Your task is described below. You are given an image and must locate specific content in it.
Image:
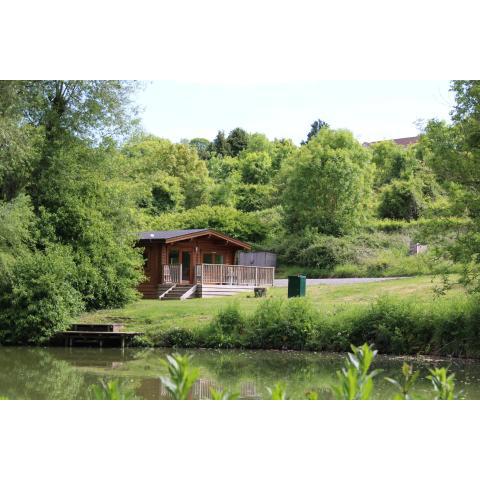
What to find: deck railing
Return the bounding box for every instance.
[162,264,182,284]
[195,264,274,286]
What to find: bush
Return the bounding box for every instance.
[245,297,317,350]
[297,236,357,269]
[213,302,245,335]
[378,178,425,220]
[0,246,84,344]
[150,327,200,348]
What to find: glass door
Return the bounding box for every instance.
[181,251,191,283]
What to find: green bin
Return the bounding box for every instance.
[288,275,306,298]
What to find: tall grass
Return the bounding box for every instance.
[150,294,480,358]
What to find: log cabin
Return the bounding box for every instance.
[137,229,275,299]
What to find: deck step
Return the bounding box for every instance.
[160,285,195,301]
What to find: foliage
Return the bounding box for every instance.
[153,345,463,400]
[267,383,288,400]
[333,344,381,400]
[122,134,211,209]
[155,328,200,348]
[213,302,245,335]
[0,194,35,275]
[301,118,329,145]
[236,183,275,212]
[427,367,461,400]
[378,178,425,220]
[0,246,84,344]
[246,297,317,350]
[189,137,211,160]
[282,129,373,236]
[385,363,420,400]
[0,118,43,201]
[160,354,200,400]
[212,130,230,156]
[370,140,416,186]
[88,379,137,400]
[418,82,480,293]
[239,151,272,184]
[151,204,268,243]
[226,128,249,156]
[210,388,240,400]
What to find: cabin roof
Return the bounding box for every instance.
[139,229,208,240]
[137,229,251,249]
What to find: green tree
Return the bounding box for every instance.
[378,178,425,220]
[122,135,211,209]
[212,130,230,156]
[226,127,249,156]
[420,82,480,293]
[271,138,296,171]
[189,137,211,160]
[282,129,373,236]
[239,151,272,184]
[151,204,268,243]
[0,194,35,275]
[370,140,417,187]
[301,118,329,145]
[0,245,84,344]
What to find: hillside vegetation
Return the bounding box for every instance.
[1,80,480,344]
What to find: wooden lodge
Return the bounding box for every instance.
[137,229,275,299]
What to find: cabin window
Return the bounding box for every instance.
[169,249,179,264]
[202,253,224,264]
[143,248,150,271]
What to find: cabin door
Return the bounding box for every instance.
[180,250,192,284]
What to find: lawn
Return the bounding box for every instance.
[79,275,465,333]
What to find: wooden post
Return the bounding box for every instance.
[121,336,125,350]
[255,267,258,286]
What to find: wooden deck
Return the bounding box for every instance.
[195,263,275,286]
[55,323,140,348]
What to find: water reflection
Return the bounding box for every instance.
[1,347,480,399]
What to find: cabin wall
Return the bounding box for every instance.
[165,237,239,267]
[137,235,248,297]
[137,241,163,299]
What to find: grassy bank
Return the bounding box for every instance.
[76,276,480,358]
[80,276,461,332]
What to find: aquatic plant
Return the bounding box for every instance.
[427,367,462,400]
[88,379,137,400]
[160,353,199,400]
[267,383,288,400]
[333,343,382,400]
[210,388,239,400]
[385,363,420,400]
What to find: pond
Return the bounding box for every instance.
[1,347,480,399]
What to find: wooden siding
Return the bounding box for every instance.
[138,235,245,296]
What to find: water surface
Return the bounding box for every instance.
[1,347,479,399]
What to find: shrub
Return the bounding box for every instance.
[245,297,317,350]
[153,328,200,348]
[297,236,356,270]
[378,178,425,220]
[213,302,245,335]
[0,246,84,344]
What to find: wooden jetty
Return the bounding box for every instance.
[56,323,140,348]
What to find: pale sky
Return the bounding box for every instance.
[136,80,454,145]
